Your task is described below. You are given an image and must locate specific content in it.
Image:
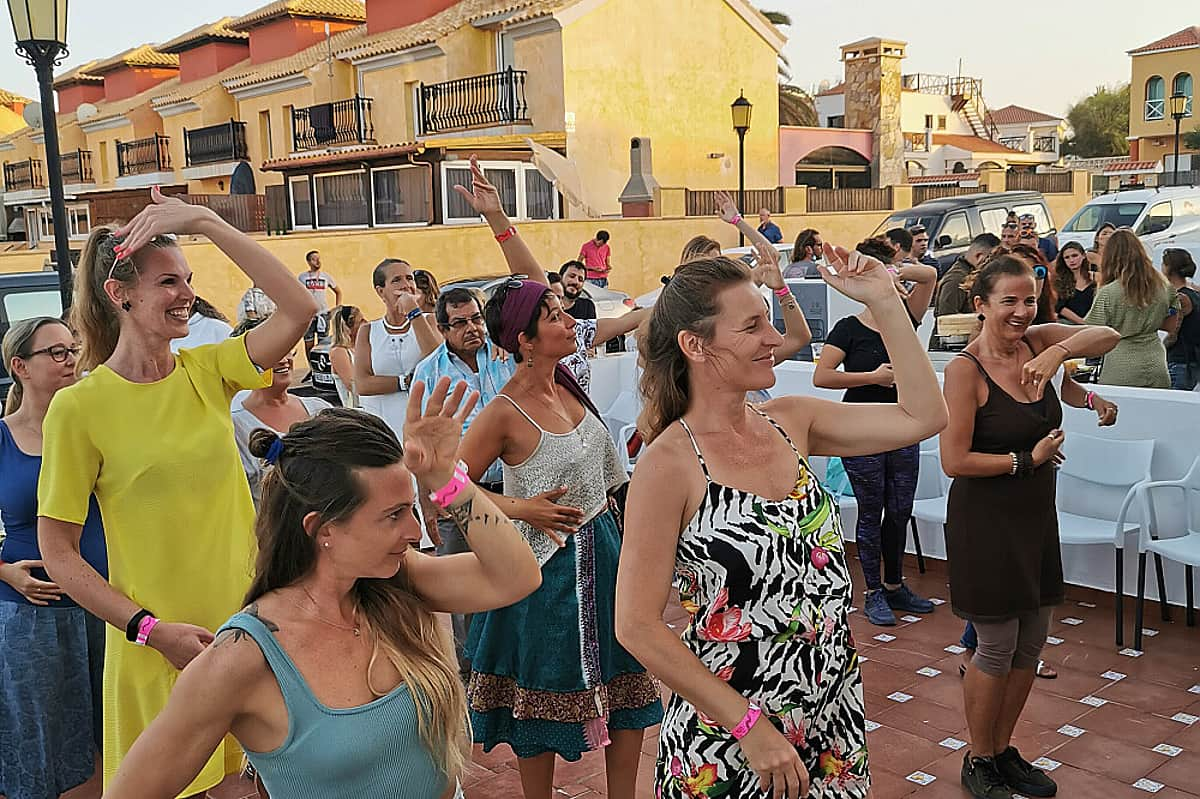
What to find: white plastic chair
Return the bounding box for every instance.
[1055,433,1155,647]
[1133,456,1200,651]
[910,438,950,570]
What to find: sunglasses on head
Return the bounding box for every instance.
[909,225,926,235]
[1003,223,1018,230]
[1034,265,1047,279]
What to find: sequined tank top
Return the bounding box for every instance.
[496,393,626,564]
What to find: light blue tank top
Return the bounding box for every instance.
[217,611,449,798]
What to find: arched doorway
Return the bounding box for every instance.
[795,146,871,189]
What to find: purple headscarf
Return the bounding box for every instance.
[498,279,601,419]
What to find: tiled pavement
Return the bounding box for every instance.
[199,546,1200,799]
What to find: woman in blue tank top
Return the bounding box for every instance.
[103,379,543,798]
[1,317,108,799]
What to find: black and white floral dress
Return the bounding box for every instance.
[657,407,869,798]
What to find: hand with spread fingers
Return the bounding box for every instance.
[715,191,742,225]
[0,560,64,606]
[519,487,582,547]
[753,241,786,291]
[450,155,504,217]
[404,377,480,491]
[817,242,899,307]
[112,186,220,259]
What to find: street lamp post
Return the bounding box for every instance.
[1169,92,1187,188]
[730,91,752,246]
[8,0,73,309]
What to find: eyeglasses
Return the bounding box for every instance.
[443,313,484,330]
[24,345,80,363]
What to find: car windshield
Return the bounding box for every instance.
[1063,203,1145,233]
[873,213,942,236]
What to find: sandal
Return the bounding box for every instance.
[1036,659,1058,679]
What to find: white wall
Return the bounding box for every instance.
[900,91,973,135]
[814,93,844,127]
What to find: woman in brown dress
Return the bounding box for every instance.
[941,255,1118,799]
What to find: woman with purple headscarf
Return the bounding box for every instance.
[454,159,661,798]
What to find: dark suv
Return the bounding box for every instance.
[0,271,64,404]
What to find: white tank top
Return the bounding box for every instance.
[360,318,424,439]
[331,346,357,408]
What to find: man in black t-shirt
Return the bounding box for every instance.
[559,260,597,319]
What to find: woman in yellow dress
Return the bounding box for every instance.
[37,187,318,797]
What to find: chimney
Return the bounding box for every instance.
[841,37,907,187]
[619,137,660,217]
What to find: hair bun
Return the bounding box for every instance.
[248,428,280,459]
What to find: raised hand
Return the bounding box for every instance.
[752,241,785,291]
[113,185,219,258]
[404,377,480,489]
[0,560,63,605]
[450,155,504,217]
[715,191,741,225]
[817,242,899,307]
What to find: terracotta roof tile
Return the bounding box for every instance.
[262,141,420,171]
[0,88,33,107]
[89,45,179,76]
[986,104,1061,126]
[1128,26,1200,55]
[52,61,104,88]
[228,0,365,32]
[815,82,844,97]
[151,59,253,108]
[335,0,579,61]
[222,25,367,90]
[1103,160,1158,173]
[932,133,1023,155]
[907,172,980,184]
[157,17,250,54]
[84,77,183,126]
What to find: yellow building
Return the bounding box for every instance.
[1127,26,1198,171]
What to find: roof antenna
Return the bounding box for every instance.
[325,22,334,100]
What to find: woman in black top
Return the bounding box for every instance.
[1163,248,1200,390]
[1053,242,1096,324]
[813,237,939,626]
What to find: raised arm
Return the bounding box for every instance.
[453,155,548,285]
[793,245,947,457]
[595,306,652,346]
[616,438,809,797]
[716,191,773,254]
[896,263,937,318]
[114,187,318,370]
[752,239,812,362]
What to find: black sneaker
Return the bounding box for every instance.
[961,753,1015,799]
[995,745,1057,797]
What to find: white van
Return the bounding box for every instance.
[1058,186,1200,266]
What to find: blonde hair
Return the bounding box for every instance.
[71,226,179,373]
[331,305,360,349]
[3,316,69,415]
[1101,228,1169,308]
[679,235,721,264]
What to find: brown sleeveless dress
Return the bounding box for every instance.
[945,349,1065,623]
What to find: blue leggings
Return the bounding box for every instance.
[842,443,919,591]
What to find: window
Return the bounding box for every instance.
[259,110,273,160]
[936,212,971,249]
[1013,203,1052,235]
[1173,73,1193,116]
[442,161,558,223]
[496,31,515,71]
[98,140,110,183]
[937,115,947,130]
[289,176,313,228]
[4,290,61,323]
[980,208,1010,236]
[924,114,934,129]
[372,166,430,226]
[1063,202,1145,233]
[67,204,90,238]
[1145,76,1165,120]
[1137,201,1172,235]
[826,115,845,128]
[314,170,370,228]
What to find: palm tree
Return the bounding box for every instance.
[758,8,818,126]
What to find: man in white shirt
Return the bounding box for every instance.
[298,250,342,353]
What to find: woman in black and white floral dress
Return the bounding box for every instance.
[616,247,947,798]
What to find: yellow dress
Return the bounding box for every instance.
[39,336,270,796]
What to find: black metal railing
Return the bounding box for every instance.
[61,149,93,184]
[3,158,45,191]
[1033,135,1058,153]
[1161,169,1200,187]
[292,96,374,151]
[117,134,171,177]
[419,68,530,135]
[184,120,248,167]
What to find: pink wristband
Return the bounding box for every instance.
[1085,391,1096,410]
[729,213,742,226]
[730,701,761,740]
[773,286,792,298]
[135,615,159,646]
[429,460,470,509]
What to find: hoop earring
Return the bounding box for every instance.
[122,301,132,312]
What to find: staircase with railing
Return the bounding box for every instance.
[902,73,999,141]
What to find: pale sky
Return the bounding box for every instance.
[2,0,1195,118]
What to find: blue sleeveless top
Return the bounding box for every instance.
[216,611,449,799]
[0,419,107,606]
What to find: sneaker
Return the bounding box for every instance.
[864,589,897,626]
[884,582,935,614]
[995,745,1057,797]
[961,754,1015,799]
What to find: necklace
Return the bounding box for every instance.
[381,316,411,334]
[293,586,360,637]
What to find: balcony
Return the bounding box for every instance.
[292,96,375,152]
[418,68,530,135]
[3,158,45,192]
[117,134,171,177]
[904,132,930,152]
[1034,135,1058,153]
[184,120,248,167]
[61,150,94,184]
[999,136,1026,151]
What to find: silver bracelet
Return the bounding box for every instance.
[1010,452,1019,476]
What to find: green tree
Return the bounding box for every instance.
[1062,84,1130,158]
[757,9,817,126]
[1184,127,1200,152]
